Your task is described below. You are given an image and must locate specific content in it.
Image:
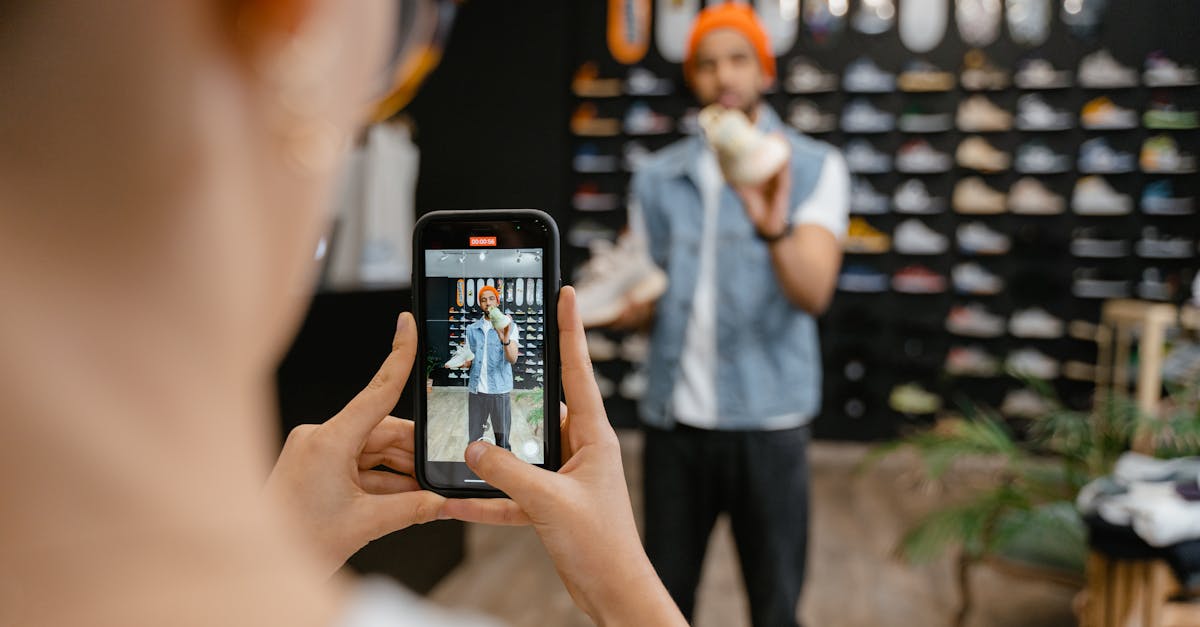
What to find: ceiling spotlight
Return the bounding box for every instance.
[479,251,487,261]
[458,252,466,263]
[439,252,448,261]
[516,251,523,263]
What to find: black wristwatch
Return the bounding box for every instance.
[501,339,511,346]
[757,221,793,244]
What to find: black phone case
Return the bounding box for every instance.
[412,209,561,498]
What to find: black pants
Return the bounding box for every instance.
[643,423,810,627]
[468,391,511,450]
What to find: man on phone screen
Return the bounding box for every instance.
[459,285,519,450]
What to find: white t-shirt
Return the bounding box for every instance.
[472,315,520,395]
[629,145,850,429]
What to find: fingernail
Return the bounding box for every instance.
[397,313,410,332]
[465,441,485,466]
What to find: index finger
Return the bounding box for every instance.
[328,312,417,442]
[558,286,614,447]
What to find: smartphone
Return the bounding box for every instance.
[412,209,561,497]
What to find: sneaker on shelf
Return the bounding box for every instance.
[1078,49,1139,88]
[894,218,949,255]
[623,141,652,172]
[1143,50,1200,87]
[896,139,953,174]
[846,217,891,254]
[444,343,475,369]
[1016,93,1075,131]
[953,176,1007,215]
[698,105,790,186]
[1015,140,1072,174]
[843,57,896,93]
[957,222,1010,255]
[945,345,1001,377]
[570,103,620,136]
[1071,227,1128,258]
[1009,307,1064,339]
[620,333,649,363]
[838,265,890,293]
[573,143,619,173]
[786,57,839,94]
[1140,134,1198,174]
[788,99,838,134]
[956,94,1013,132]
[624,101,674,136]
[956,136,1011,173]
[892,264,947,294]
[1141,180,1195,215]
[1072,268,1130,299]
[898,104,954,133]
[1080,96,1138,130]
[1144,96,1200,130]
[1079,137,1136,174]
[619,370,648,400]
[841,97,895,133]
[960,49,1010,91]
[1001,388,1052,419]
[1135,227,1195,259]
[1137,268,1175,302]
[1015,57,1073,90]
[624,67,674,96]
[677,107,702,135]
[1009,177,1065,215]
[567,220,617,248]
[851,176,890,215]
[953,262,1005,295]
[585,332,620,361]
[946,303,1006,338]
[1062,360,1096,382]
[1005,348,1060,380]
[594,372,616,399]
[571,62,622,98]
[573,234,668,328]
[1072,176,1133,215]
[893,179,945,214]
[844,139,892,174]
[898,60,956,92]
[889,383,942,414]
[572,183,621,212]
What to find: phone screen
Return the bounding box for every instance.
[414,211,559,495]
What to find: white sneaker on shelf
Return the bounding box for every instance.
[1072,176,1133,215]
[1009,308,1064,339]
[957,222,1010,255]
[1008,177,1065,215]
[952,262,1004,295]
[1006,348,1061,380]
[894,219,949,255]
[445,343,474,369]
[699,105,790,186]
[574,234,668,329]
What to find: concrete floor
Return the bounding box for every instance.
[426,386,545,464]
[428,431,1080,627]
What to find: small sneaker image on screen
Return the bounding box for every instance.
[424,248,547,465]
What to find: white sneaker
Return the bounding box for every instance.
[955,136,1011,173]
[574,234,668,328]
[851,177,890,214]
[1008,177,1065,215]
[945,345,1000,377]
[1072,176,1132,215]
[1078,49,1139,88]
[788,99,837,134]
[957,222,1010,255]
[896,139,953,173]
[786,57,839,94]
[1001,388,1052,418]
[1015,58,1073,90]
[1071,228,1128,258]
[894,219,948,255]
[946,303,1006,338]
[1015,93,1075,131]
[1143,51,1199,87]
[952,262,1004,295]
[1009,308,1064,339]
[956,94,1013,132]
[844,139,893,174]
[1006,348,1061,380]
[585,332,619,361]
[1135,227,1195,259]
[445,343,474,369]
[699,105,790,186]
[620,333,650,363]
[893,179,944,214]
[841,98,895,133]
[843,57,896,93]
[619,370,648,400]
[1015,141,1071,174]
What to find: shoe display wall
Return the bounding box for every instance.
[565,0,1200,439]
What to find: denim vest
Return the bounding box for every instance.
[466,317,514,394]
[631,106,836,430]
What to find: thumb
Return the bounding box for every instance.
[465,441,552,504]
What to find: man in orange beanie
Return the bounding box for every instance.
[452,284,520,451]
[608,3,849,625]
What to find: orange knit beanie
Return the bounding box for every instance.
[683,2,776,82]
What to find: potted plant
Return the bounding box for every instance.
[867,376,1200,627]
[425,352,440,393]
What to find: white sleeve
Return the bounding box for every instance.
[625,196,656,260]
[510,320,521,348]
[792,151,850,241]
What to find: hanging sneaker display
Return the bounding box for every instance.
[851,177,891,215]
[1140,135,1198,174]
[895,139,953,173]
[956,136,1011,173]
[946,303,1006,338]
[841,98,895,133]
[1015,140,1072,174]
[785,57,840,93]
[1078,49,1139,88]
[953,177,1007,214]
[899,0,948,53]
[1006,0,1052,47]
[945,345,1001,377]
[804,0,849,46]
[953,262,1005,295]
[894,219,949,254]
[1008,177,1065,215]
[960,49,1010,91]
[845,139,893,174]
[624,101,673,135]
[624,67,674,96]
[1014,57,1073,89]
[1006,348,1061,380]
[957,94,1013,132]
[1143,51,1199,87]
[843,57,896,93]
[1080,96,1138,130]
[1079,137,1137,174]
[957,0,1003,47]
[892,265,948,293]
[846,217,892,254]
[1140,180,1195,216]
[789,99,838,134]
[897,60,956,92]
[1016,93,1075,131]
[1072,176,1133,215]
[893,179,945,214]
[1143,97,1200,130]
[853,0,896,34]
[957,222,1011,255]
